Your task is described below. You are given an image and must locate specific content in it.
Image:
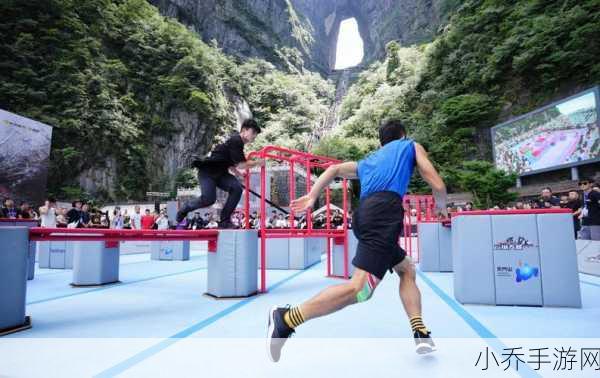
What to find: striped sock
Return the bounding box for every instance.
[409,316,429,334]
[284,306,305,329]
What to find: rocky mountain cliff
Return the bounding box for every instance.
[149,0,451,74]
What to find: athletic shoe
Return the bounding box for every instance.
[414,330,436,354]
[267,306,295,362]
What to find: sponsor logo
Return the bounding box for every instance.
[515,261,539,283]
[496,265,513,278]
[494,236,536,251]
[586,254,600,264]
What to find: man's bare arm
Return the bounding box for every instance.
[290,162,357,212]
[414,143,448,215]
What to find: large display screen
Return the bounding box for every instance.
[492,88,600,175]
[0,109,53,206]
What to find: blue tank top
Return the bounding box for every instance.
[357,139,416,199]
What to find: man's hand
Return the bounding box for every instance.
[290,195,317,212]
[254,158,266,167]
[436,207,449,219]
[230,167,247,179]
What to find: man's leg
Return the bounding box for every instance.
[267,268,379,362]
[393,256,435,353]
[578,225,591,240]
[176,174,217,222]
[590,225,600,241]
[216,173,242,226]
[297,268,377,321]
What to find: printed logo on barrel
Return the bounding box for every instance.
[493,236,536,251]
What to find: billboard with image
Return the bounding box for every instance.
[492,87,600,175]
[0,109,53,205]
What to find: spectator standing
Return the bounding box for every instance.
[155,210,170,230]
[579,180,600,240]
[1,199,20,218]
[111,208,124,229]
[66,200,83,228]
[537,187,560,208]
[566,191,582,239]
[130,205,142,230]
[80,203,92,228]
[39,198,58,228]
[141,209,155,229]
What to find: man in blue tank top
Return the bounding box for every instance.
[266,119,448,361]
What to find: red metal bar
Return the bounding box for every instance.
[261,145,341,164]
[342,178,349,279]
[325,186,331,277]
[260,152,267,293]
[29,227,219,242]
[306,160,312,235]
[289,162,296,229]
[244,167,251,229]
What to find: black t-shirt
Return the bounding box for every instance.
[80,211,91,225]
[1,207,20,218]
[565,199,581,220]
[67,208,82,225]
[582,190,600,226]
[194,134,246,176]
[537,196,560,208]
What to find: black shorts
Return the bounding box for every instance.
[352,191,406,280]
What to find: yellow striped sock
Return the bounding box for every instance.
[284,306,305,329]
[409,316,429,334]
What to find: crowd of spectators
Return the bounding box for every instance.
[3,180,598,240]
[179,208,352,230]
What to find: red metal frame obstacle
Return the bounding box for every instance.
[401,194,436,263]
[243,145,350,293]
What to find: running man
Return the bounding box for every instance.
[176,119,265,229]
[266,119,448,361]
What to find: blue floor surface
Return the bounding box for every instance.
[2,249,599,377]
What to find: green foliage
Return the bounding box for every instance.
[455,161,517,209]
[232,59,334,151]
[174,168,198,190]
[0,0,235,200]
[334,0,599,198]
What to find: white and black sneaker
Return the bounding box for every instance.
[267,306,295,362]
[414,330,436,354]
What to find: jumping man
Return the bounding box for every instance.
[177,119,265,229]
[266,119,448,361]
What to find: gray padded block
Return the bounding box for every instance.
[27,242,36,280]
[418,223,440,272]
[258,238,289,270]
[452,215,496,305]
[492,215,542,306]
[38,241,74,269]
[289,237,325,269]
[0,227,28,330]
[72,242,120,285]
[151,241,190,261]
[537,213,581,307]
[332,232,358,277]
[207,230,258,297]
[438,225,453,272]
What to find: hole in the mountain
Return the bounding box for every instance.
[334,18,364,70]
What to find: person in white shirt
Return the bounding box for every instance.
[38,197,58,228]
[130,205,142,229]
[155,211,170,230]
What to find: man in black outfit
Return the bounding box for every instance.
[537,187,560,208]
[176,119,264,228]
[66,200,83,227]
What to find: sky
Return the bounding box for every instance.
[334,18,364,70]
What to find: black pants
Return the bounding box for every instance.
[181,171,242,223]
